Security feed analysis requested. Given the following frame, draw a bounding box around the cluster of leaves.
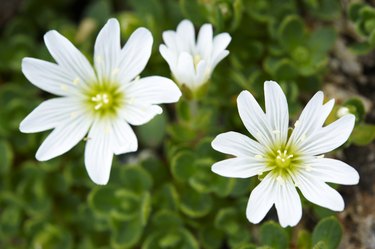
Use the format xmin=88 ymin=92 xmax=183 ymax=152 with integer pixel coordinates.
xmin=0 ymin=0 xmax=373 ymax=248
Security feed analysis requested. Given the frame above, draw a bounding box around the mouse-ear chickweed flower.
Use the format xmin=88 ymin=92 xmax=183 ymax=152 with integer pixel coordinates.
xmin=20 ymin=18 xmax=181 ymax=185
xmin=211 ymin=81 xmax=359 ymax=227
xmin=159 ymin=19 xmax=231 ymax=98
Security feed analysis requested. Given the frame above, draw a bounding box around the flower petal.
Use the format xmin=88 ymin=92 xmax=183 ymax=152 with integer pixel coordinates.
xmin=297 ymin=114 xmax=355 ymax=155
xmin=176 ymin=19 xmax=195 ymax=52
xmin=211 ymin=157 xmax=267 ymax=178
xmin=162 ymin=30 xmax=178 ymax=52
xmin=197 ymin=24 xmax=213 ymax=59
xmin=293 ymin=171 xmax=344 ymax=211
xmin=264 ymin=81 xmax=289 ymax=146
xmin=288 ymin=91 xmax=334 ymax=147
xmin=159 ymin=44 xmax=177 ymax=70
xmin=44 ymin=30 xmax=96 ymax=84
xmin=211 ymin=131 xmax=265 ymax=157
xmin=125 ymin=76 xmax=181 ymax=105
xmin=212 ymin=32 xmax=231 ymax=59
xmin=246 ymin=173 xmax=276 ymax=224
xmin=120 ymin=104 xmax=162 ymax=126
xmin=111 ymin=119 xmax=138 ymax=155
xmin=94 ymin=18 xmax=121 ymax=82
xmin=237 ymin=90 xmax=274 ymax=148
xmin=36 ymin=115 xmax=91 ymax=161
xmin=274 ymin=176 xmax=302 ymax=227
xmin=211 ymin=50 xmax=229 ymax=70
xmin=175 ymin=52 xmax=196 ymax=87
xmin=22 ymin=58 xmax=81 ymax=96
xmin=117 ymin=28 xmax=153 ymax=83
xmin=307 ymin=158 xmax=359 ymax=185
xmin=20 ymin=97 xmax=83 ymax=133
xmin=84 ymin=120 xmax=113 ymax=185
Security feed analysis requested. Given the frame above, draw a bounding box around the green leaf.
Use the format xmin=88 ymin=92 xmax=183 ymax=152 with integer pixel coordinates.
xmin=228 ymin=226 xmax=252 ymax=248
xmin=154 ymin=184 xmax=179 ymax=211
xmin=312 ymin=216 xmax=343 ymax=249
xmin=88 ymin=186 xmax=122 ymax=217
xmin=0 ymin=139 xmax=13 ymax=174
xmin=273 ymin=59 xmax=298 ymax=80
xmin=278 ymin=15 xmax=305 ymax=51
xmin=349 ymin=3 xmax=365 ymax=21
xmin=179 ymin=187 xmax=213 ymax=218
xmin=136 ymin=113 xmax=167 ymax=147
xmin=142 ymin=228 xmax=199 ymax=249
xmin=89 ymin=187 xmax=149 ymax=222
xmin=120 ymin=165 xmax=153 ymax=193
xmin=260 ymin=221 xmax=289 ymax=249
xmin=199 ymin=225 xmax=224 ymax=249
xmin=306 ymin=0 xmax=341 ymax=21
xmin=111 ymin=217 xmax=144 ymax=249
xmin=308 ymin=27 xmax=337 ymax=54
xmin=351 ymin=123 xmax=375 ymax=146
xmin=171 ymin=151 xmax=196 ymax=182
xmin=214 ymin=208 xmax=241 ymax=235
xmin=297 ymin=230 xmax=312 ymax=249
xmin=312 ymin=241 xmax=328 ymax=249
xmin=152 ymin=210 xmax=183 ymax=229
xmin=32 ymin=224 xmax=73 ymax=249
xmin=343 ymin=98 xmax=366 ymax=122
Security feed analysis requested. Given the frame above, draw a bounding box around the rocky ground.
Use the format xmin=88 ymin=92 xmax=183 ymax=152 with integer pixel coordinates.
xmin=326 ymin=13 xmax=375 ymax=248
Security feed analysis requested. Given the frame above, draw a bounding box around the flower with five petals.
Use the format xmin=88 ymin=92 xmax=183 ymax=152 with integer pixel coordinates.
xmin=159 ymin=19 xmax=231 ymax=97
xmin=20 ymin=18 xmax=181 ymax=185
xmin=211 ymin=81 xmax=359 ymax=227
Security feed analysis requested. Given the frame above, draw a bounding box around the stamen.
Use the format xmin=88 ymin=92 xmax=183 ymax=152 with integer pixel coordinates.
xmin=94 ymin=103 xmax=103 ymax=110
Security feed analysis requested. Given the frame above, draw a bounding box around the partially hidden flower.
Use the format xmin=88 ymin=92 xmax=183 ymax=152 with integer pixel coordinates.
xmin=211 ymin=81 xmax=359 ymax=227
xmin=159 ymin=19 xmax=231 ymax=96
xmin=20 ymin=18 xmax=181 ymax=185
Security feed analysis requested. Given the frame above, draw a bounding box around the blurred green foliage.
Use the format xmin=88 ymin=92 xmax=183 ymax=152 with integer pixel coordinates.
xmin=0 ymin=0 xmax=373 ymax=248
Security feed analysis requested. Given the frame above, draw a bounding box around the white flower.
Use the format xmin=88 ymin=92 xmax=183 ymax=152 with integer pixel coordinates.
xmin=211 ymin=81 xmax=359 ymax=227
xmin=159 ymin=19 xmax=231 ymax=93
xmin=19 ymin=18 xmax=182 ymax=185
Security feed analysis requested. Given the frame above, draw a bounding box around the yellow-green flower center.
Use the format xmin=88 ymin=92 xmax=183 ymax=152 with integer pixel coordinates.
xmin=85 ymin=82 xmax=124 ymax=117
xmin=262 ymin=146 xmax=301 ymax=179
xmin=275 ymin=149 xmax=293 ymax=168
xmin=193 ymin=54 xmax=201 ymax=70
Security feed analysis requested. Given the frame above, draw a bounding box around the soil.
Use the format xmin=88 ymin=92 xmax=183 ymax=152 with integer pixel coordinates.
xmin=325 ymin=8 xmax=375 ymax=248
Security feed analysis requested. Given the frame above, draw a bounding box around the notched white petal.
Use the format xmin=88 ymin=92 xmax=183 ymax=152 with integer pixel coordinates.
xmin=212 ymin=157 xmax=267 ymax=179
xmin=126 ymin=76 xmax=181 ymax=104
xmin=118 ymin=27 xmax=153 ymax=83
xmin=211 ymin=131 xmax=265 ymax=157
xmin=20 ymin=98 xmax=81 ymax=133
xmin=36 ymin=115 xmax=91 ymax=161
xmin=85 ymin=121 xmax=113 ymax=185
xmin=308 ymin=158 xmax=359 ymax=185
xmin=246 ymin=174 xmax=275 ymax=224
